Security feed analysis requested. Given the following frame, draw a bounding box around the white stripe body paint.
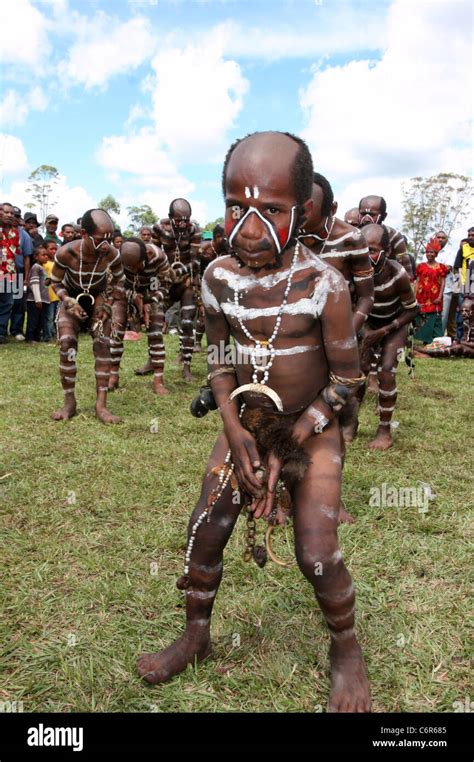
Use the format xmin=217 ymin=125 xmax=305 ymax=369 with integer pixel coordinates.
xmin=374 ymin=273 xmax=402 ymax=291
xmin=221 ymin=268 xmax=343 ymax=320
xmin=234 ymin=339 xmax=320 ymax=357
xmin=319 ymin=247 xmax=369 ymax=258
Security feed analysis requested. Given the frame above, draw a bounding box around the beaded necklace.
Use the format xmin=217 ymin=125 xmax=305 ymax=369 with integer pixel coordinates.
xmin=77 ymin=239 xmax=103 ymax=308
xmin=233 ymin=241 xmax=301 ymax=385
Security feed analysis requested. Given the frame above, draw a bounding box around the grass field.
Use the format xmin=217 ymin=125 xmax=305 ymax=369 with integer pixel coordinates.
xmin=0 ymin=335 xmax=472 ymax=713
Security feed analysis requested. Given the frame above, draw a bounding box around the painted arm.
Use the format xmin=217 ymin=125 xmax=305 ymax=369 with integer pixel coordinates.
xmin=203 ymin=266 xmax=263 ymax=498
xmin=391 ymin=233 xmax=414 ymax=279
xmin=293 ymin=271 xmax=363 ymax=446
xmin=350 ymin=244 xmax=374 ymax=332
xmin=50 ymin=249 xmax=88 ymax=320
xmin=383 ymin=272 xmax=418 ymax=334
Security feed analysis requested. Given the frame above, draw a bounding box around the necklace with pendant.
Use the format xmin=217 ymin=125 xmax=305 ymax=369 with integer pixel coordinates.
xmin=233 ymin=242 xmax=300 ymax=386
xmin=77 ymin=239 xmax=102 ymax=309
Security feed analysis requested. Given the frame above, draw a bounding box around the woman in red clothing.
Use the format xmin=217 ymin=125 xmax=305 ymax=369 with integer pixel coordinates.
xmin=415 ymin=238 xmax=449 ymax=344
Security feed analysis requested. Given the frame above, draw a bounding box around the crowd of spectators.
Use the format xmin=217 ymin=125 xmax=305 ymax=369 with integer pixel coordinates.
xmin=1 ymin=201 xmax=473 ymax=349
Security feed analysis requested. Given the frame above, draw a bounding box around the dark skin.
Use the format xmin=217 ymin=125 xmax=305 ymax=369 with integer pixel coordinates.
xmin=360 ymin=224 xmax=417 ymax=450
xmin=344 ymin=207 xmax=360 ymax=227
xmin=61 ymin=225 xmax=76 ymax=243
xmin=150 ymin=202 xmax=201 ymax=381
xmin=139 ymin=227 xmax=152 ymax=243
xmin=359 ymin=195 xmax=414 ymax=279
xmin=50 ymin=210 xmax=125 ymax=424
xmin=300 ymin=187 xmax=375 ymax=520
xmin=300 ymin=185 xmax=374 ymax=334
xmin=110 ymin=241 xmax=171 ymax=395
xmin=138 ymin=132 xmax=371 ymax=712
xmin=195 ymin=231 xmax=228 ymax=351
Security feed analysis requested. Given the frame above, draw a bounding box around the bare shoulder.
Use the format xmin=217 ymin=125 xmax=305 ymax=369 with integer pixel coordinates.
xmin=332 ymin=218 xmax=367 ymax=249
xmin=300 ymin=243 xmax=346 ymax=283
xmin=388 ymin=259 xmax=404 ymax=276
xmin=54 ymin=242 xmax=76 ymax=266
xmin=387 ymin=259 xmax=409 ymax=285
xmin=106 ymin=246 xmax=121 ymax=264
xmin=203 ymin=254 xmax=234 ymax=285
xmin=201 ymin=255 xmax=235 ymax=312
xmin=159 ymin=218 xmax=172 ymax=232
xmin=299 ymin=245 xmax=350 ymax=309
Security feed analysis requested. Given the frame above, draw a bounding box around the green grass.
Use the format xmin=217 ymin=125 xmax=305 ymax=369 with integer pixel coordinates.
xmin=0 ymin=335 xmax=472 ymax=713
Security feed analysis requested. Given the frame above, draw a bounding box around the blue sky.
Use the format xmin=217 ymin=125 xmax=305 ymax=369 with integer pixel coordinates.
xmin=1 ymin=0 xmax=472 ymax=239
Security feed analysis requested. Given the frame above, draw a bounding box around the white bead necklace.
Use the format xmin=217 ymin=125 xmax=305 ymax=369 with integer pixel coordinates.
xmin=233 ymin=242 xmax=301 ymax=385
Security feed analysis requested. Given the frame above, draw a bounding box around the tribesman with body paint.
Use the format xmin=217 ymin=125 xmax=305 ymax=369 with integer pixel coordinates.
xmin=194 ymin=224 xmax=229 ymax=352
xmin=299 ymin=174 xmax=374 ymax=445
xmin=49 ymin=209 xmax=125 ymax=424
xmin=358 ymin=195 xmax=414 ymax=279
xmin=135 ymin=199 xmax=201 ymax=382
xmin=108 ymin=237 xmax=172 ymax=395
xmin=138 ymin=131 xmax=371 ymax=713
xmin=359 ymin=224 xmax=418 ymax=450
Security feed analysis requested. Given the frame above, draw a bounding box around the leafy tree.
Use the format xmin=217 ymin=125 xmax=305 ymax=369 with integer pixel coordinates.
xmin=98 ymin=195 xmax=121 ymax=215
xmin=126 ymin=204 xmax=158 ymax=233
xmin=25 ymin=165 xmax=60 ymax=225
xmin=98 ymin=194 xmax=121 ymax=229
xmin=401 ymin=173 xmax=473 ymax=257
xmin=203 ymin=217 xmax=224 ymax=233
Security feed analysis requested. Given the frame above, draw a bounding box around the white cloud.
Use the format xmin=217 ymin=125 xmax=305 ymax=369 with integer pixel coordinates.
xmin=0 ymin=135 xmax=29 ymax=186
xmin=7 ymin=174 xmax=96 ymax=226
xmin=213 ymin=16 xmax=386 ymax=61
xmin=148 ymin=35 xmax=249 ymax=162
xmin=0 ymin=0 xmax=50 ymax=69
xmin=97 ymin=129 xmax=192 ymax=189
xmin=95 ymin=32 xmax=248 ymax=222
xmin=0 ymin=87 xmax=48 ymax=129
xmin=58 ymin=14 xmax=156 ymax=89
xmin=300 ymin=0 xmax=473 ymax=185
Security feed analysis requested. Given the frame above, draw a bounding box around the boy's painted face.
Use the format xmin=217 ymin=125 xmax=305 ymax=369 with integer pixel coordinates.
xmin=224 ymin=144 xmax=308 ymax=269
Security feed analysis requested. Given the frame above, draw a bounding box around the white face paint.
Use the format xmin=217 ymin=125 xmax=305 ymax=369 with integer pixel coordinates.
xmin=244 ymin=186 xmax=259 ymax=199
xmin=228 ymin=205 xmax=297 ymax=255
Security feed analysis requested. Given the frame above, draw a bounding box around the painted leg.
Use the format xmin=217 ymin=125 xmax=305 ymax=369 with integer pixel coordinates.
xmin=93 ymin=307 xmax=121 ymax=424
xmin=292 ymin=421 xmax=371 ymax=712
xmin=109 ymin=296 xmax=127 ymax=391
xmin=148 ymin=299 xmax=168 ymax=394
xmin=138 ymin=432 xmax=242 ymax=683
xmin=369 ymin=326 xmax=407 ymax=450
xmin=180 ymin=291 xmax=196 ymax=382
xmin=51 ymin=305 xmax=79 ymax=420
xmin=194 ymin=305 xmax=205 ymax=352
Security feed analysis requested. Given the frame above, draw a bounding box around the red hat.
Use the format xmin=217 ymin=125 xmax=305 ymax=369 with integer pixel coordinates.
xmin=426 ymin=237 xmax=441 ymax=253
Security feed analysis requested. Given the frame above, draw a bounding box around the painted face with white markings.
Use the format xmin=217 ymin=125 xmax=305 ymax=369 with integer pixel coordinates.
xmin=363 ymin=224 xmax=387 ymax=272
xmin=224 ymin=134 xmax=312 ymax=270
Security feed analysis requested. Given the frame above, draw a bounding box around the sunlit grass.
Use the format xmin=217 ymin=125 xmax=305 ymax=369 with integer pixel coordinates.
xmin=0 ymin=336 xmax=471 ymax=712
